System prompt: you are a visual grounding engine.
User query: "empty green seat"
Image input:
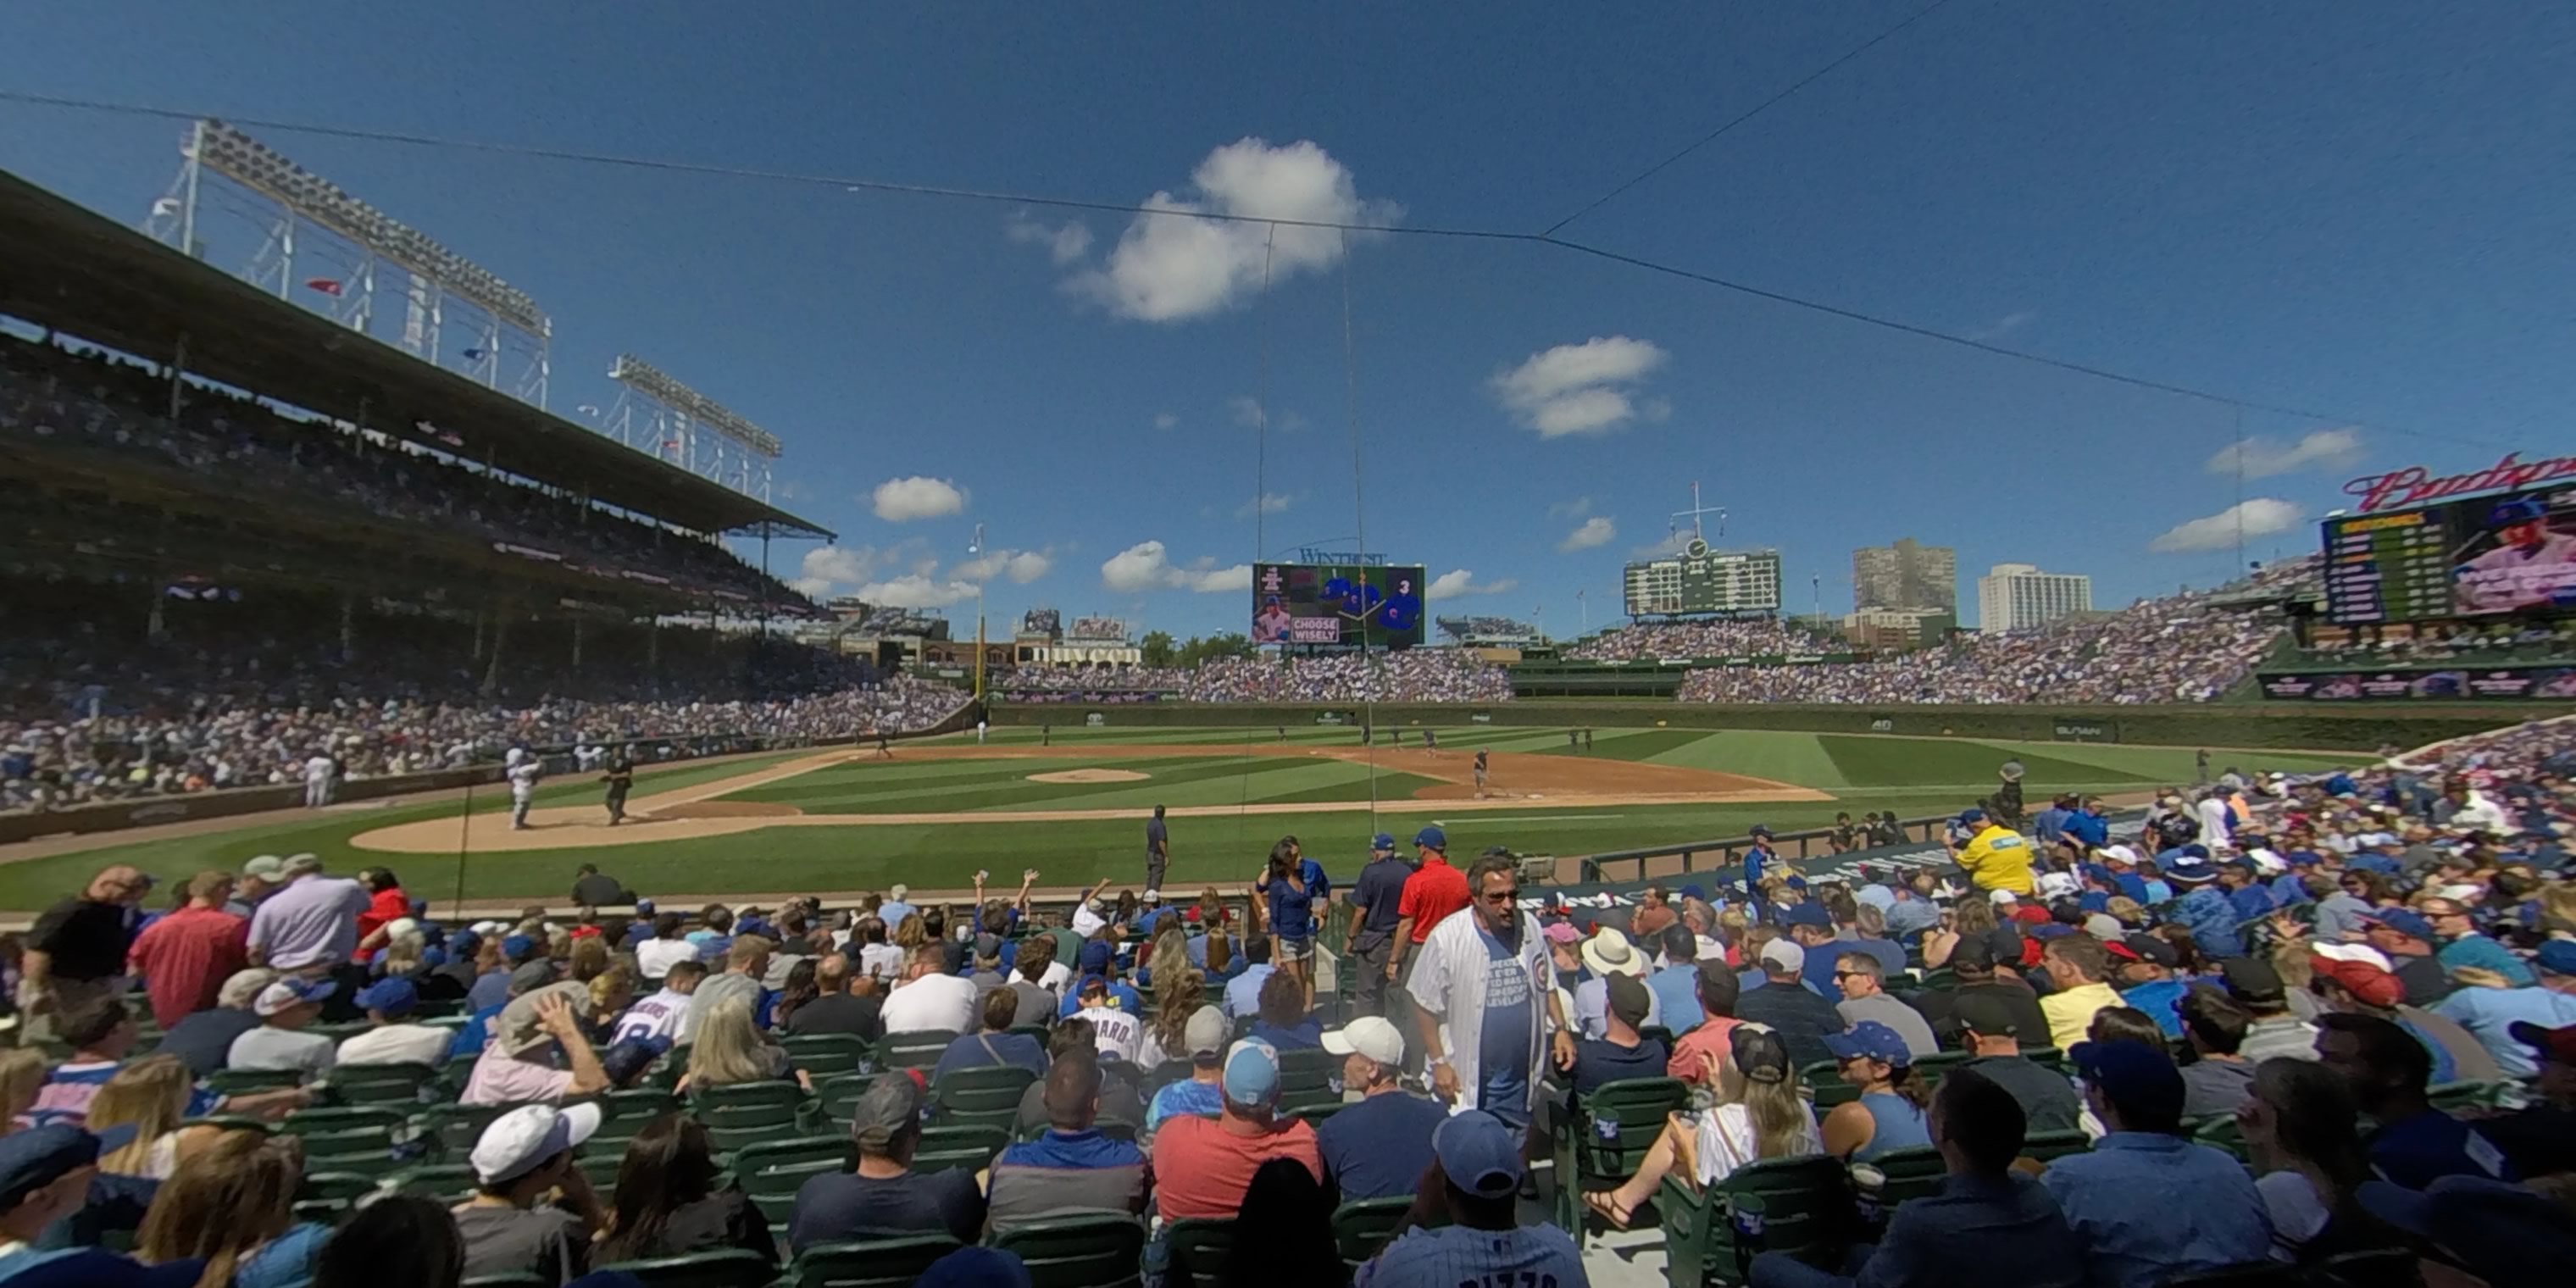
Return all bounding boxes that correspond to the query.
[781,1034,869,1077]
[913,1123,1008,1174]
[325,1062,440,1107]
[880,1030,955,1072]
[931,1064,1036,1133]
[591,1248,776,1288]
[208,1066,305,1096]
[1163,1217,1235,1288]
[991,1213,1146,1288]
[1860,1145,1945,1208]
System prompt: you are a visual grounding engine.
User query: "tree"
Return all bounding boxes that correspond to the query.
[1174,632,1255,668]
[1139,630,1176,668]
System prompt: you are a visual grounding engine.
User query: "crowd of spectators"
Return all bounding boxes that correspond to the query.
[3,713,2574,1284]
[1180,650,1513,703]
[1565,619,1840,662]
[1,338,813,610]
[989,664,1191,694]
[0,607,966,814]
[1679,586,2288,704]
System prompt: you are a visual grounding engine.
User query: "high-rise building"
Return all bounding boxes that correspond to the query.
[1977,563,2093,632]
[1852,539,1957,612]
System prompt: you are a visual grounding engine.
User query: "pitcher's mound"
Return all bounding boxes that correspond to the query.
[1028,769,1150,784]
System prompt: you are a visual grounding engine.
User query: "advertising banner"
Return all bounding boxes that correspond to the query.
[2257,667,2576,701]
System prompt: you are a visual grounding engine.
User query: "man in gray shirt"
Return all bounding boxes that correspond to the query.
[246,854,369,973]
[226,977,339,1079]
[685,935,774,1040]
[1833,952,1940,1058]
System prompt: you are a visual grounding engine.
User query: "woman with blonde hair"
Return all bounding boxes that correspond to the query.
[0,1047,44,1135]
[893,913,929,954]
[1135,974,1207,1070]
[1141,919,1197,994]
[1924,891,2019,969]
[137,1129,328,1288]
[1582,1024,1820,1229]
[677,998,802,1095]
[88,1055,215,1178]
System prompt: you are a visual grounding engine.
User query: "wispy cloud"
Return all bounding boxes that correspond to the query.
[1966,309,2035,342]
[2150,498,2305,552]
[1491,336,1670,438]
[1547,496,1593,519]
[2205,428,2362,480]
[1426,569,1518,600]
[1235,492,1293,519]
[1558,516,1617,552]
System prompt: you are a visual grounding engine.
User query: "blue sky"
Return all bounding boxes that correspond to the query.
[4,3,2571,640]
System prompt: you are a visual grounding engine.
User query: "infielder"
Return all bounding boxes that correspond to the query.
[506,748,541,830]
[302,750,336,809]
[602,745,634,825]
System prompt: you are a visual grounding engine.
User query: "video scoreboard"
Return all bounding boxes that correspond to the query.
[1252,563,1425,649]
[2323,483,2576,625]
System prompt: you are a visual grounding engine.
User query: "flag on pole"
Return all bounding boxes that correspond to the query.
[304,278,343,296]
[151,197,180,217]
[461,347,487,361]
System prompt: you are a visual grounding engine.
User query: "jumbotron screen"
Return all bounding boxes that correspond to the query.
[2323,484,2576,624]
[1252,564,1425,649]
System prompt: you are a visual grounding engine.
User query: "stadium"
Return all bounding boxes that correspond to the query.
[3,13,2573,1288]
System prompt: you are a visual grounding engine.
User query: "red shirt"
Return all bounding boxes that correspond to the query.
[1149,1114,1321,1221]
[355,887,408,958]
[125,906,251,1028]
[1666,1016,1742,1085]
[1397,857,1470,942]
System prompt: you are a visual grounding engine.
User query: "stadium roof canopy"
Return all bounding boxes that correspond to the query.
[0,167,831,540]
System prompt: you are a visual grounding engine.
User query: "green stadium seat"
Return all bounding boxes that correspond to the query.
[913,1123,1008,1174]
[880,1030,955,1072]
[208,1066,305,1096]
[1163,1217,1235,1288]
[298,1170,388,1209]
[280,1106,410,1137]
[781,1034,869,1078]
[1552,1076,1689,1242]
[325,1061,439,1107]
[1908,1052,1973,1087]
[591,1248,775,1288]
[1859,1145,1945,1208]
[930,1064,1037,1134]
[1330,1196,1414,1274]
[786,1234,961,1288]
[422,1103,519,1158]
[461,1275,551,1288]
[813,1074,869,1124]
[388,1163,480,1202]
[736,1138,852,1225]
[991,1214,1147,1288]
[1658,1154,1851,1288]
[2021,1130,2090,1165]
[2190,1114,2250,1163]
[1274,1048,1340,1114]
[1288,1102,1346,1129]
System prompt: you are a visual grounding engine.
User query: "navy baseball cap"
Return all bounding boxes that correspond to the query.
[1957,808,1987,826]
[1371,833,1396,852]
[2070,1040,2185,1121]
[2534,941,2576,976]
[501,934,540,963]
[1749,824,1774,839]
[0,1124,132,1211]
[2361,909,2435,941]
[1413,825,1446,850]
[1076,940,1114,974]
[1432,1109,1524,1198]
[1823,1021,1913,1067]
[2492,497,2549,524]
[353,977,419,1016]
[635,897,656,914]
[1782,902,1831,929]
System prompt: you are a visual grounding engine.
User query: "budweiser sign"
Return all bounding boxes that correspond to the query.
[2344,452,2576,513]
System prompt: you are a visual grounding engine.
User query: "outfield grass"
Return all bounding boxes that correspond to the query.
[0,726,2361,910]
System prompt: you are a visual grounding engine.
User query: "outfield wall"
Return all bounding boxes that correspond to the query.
[987,698,2568,752]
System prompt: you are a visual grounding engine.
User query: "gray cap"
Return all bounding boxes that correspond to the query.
[1185,1005,1229,1060]
[508,960,557,995]
[280,852,325,876]
[850,1073,924,1152]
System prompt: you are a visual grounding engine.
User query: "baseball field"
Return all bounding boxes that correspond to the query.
[0,723,2366,912]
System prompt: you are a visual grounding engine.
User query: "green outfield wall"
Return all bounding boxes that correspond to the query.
[986,698,2568,751]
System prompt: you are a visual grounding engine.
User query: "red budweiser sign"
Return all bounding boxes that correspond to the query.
[2343,452,2576,513]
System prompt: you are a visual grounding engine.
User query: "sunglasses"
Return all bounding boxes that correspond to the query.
[1478,887,1521,904]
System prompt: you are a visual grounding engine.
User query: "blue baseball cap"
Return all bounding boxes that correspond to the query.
[2361,908,2435,941]
[1957,808,1987,826]
[1222,1038,1281,1107]
[1076,940,1114,974]
[419,946,448,969]
[407,897,430,918]
[0,1124,134,1211]
[2536,941,2576,976]
[2284,850,2323,867]
[1413,825,1446,851]
[1371,833,1396,852]
[1782,902,1831,929]
[1822,1021,1913,1068]
[253,976,337,1017]
[2070,1039,2185,1122]
[501,934,539,963]
[1431,1109,1524,1198]
[2492,497,2549,524]
[2180,843,2212,859]
[1678,884,1707,904]
[634,897,656,914]
[353,977,419,1017]
[1784,875,1808,891]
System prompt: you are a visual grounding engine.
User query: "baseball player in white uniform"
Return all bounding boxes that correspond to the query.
[506,748,542,830]
[303,752,336,808]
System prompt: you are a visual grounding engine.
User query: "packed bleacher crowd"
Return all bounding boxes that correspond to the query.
[990,664,1191,694]
[0,604,967,813]
[0,337,810,609]
[4,715,2570,1285]
[1179,650,1513,704]
[1679,587,2289,704]
[1565,619,1840,663]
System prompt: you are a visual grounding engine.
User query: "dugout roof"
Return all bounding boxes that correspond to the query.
[0,167,832,540]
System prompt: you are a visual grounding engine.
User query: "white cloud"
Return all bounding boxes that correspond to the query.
[1235,492,1293,519]
[853,574,980,608]
[1559,516,1617,552]
[1426,569,1519,600]
[1491,336,1670,438]
[788,576,835,599]
[870,476,967,522]
[1228,397,1267,428]
[1004,213,1094,265]
[1101,541,1252,593]
[955,548,1053,584]
[2150,498,2306,552]
[1152,412,1180,430]
[1967,309,2035,341]
[1631,530,1693,558]
[1548,496,1593,519]
[1069,138,1401,322]
[798,546,883,588]
[2205,428,2363,480]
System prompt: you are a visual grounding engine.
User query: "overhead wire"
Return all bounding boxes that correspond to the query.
[0,87,2516,452]
[1536,0,1961,236]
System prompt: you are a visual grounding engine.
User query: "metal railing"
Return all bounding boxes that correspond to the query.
[1578,813,1957,885]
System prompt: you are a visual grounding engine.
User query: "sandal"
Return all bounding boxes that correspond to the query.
[1581,1190,1635,1230]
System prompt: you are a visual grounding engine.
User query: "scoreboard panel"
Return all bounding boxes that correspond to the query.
[2322,510,2450,625]
[2320,483,2576,625]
